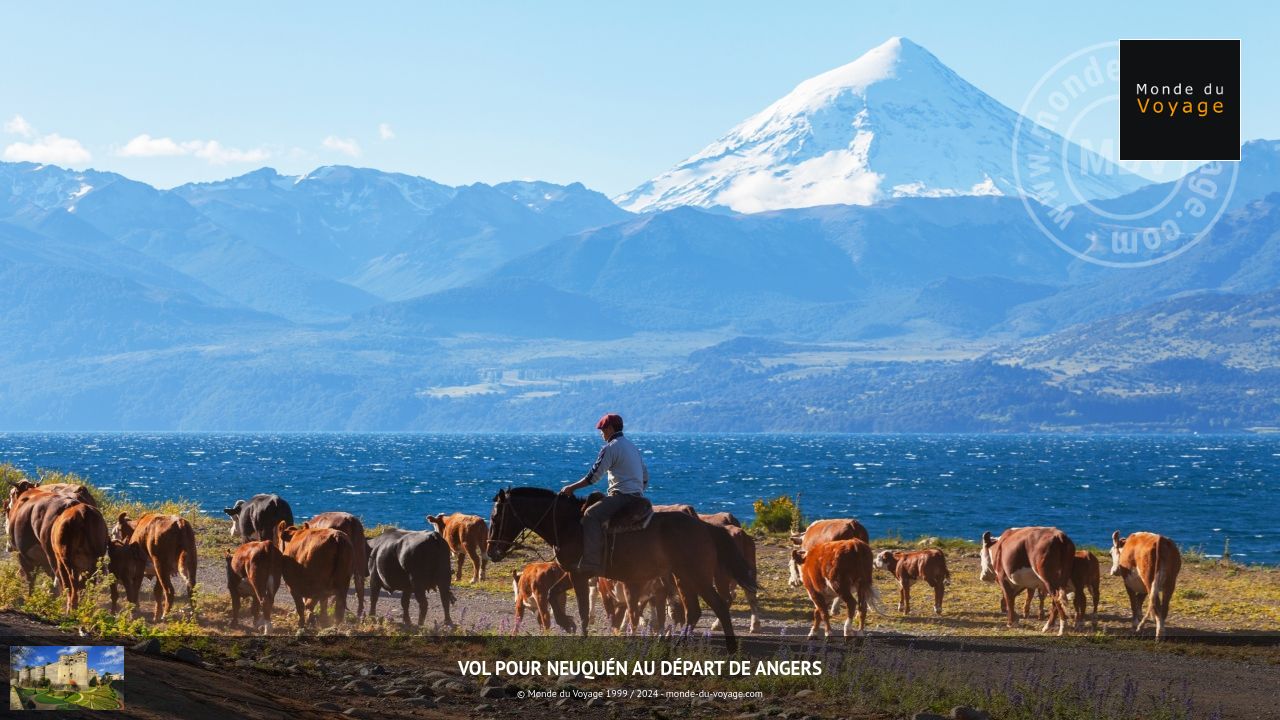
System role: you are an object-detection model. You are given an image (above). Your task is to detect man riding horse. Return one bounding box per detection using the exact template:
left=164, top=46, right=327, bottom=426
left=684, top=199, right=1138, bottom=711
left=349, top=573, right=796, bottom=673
left=558, top=413, right=649, bottom=576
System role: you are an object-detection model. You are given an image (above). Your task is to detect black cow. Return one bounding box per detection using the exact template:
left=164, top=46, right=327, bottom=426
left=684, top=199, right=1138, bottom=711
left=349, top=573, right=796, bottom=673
left=367, top=528, right=454, bottom=626
left=223, top=494, right=293, bottom=542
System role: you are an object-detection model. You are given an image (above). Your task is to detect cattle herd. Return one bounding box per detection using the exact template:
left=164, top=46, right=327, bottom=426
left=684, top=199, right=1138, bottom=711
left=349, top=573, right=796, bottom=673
left=2, top=480, right=1185, bottom=642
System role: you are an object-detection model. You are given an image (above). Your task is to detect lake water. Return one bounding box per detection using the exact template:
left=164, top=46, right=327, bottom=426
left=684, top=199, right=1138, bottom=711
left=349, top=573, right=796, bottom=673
left=1, top=433, right=1276, bottom=563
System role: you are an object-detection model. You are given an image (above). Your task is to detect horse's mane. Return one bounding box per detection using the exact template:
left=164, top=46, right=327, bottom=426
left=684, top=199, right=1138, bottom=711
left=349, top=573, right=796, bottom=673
left=507, top=486, right=557, bottom=499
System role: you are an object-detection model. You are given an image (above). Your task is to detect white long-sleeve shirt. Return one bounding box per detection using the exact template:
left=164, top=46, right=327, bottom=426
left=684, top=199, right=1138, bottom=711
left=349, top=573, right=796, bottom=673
left=581, top=433, right=649, bottom=495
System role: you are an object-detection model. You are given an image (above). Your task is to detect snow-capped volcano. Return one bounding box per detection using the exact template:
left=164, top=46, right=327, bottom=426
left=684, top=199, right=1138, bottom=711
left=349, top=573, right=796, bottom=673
left=616, top=37, right=1147, bottom=213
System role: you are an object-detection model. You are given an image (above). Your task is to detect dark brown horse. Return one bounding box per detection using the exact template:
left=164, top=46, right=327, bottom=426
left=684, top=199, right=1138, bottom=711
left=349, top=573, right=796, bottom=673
left=485, top=487, right=756, bottom=652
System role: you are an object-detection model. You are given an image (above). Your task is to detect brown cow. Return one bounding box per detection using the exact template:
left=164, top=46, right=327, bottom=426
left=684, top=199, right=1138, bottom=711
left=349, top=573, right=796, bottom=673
left=427, top=512, right=487, bottom=583
left=4, top=483, right=94, bottom=555
left=1110, top=530, right=1182, bottom=640
left=6, top=490, right=84, bottom=594
left=698, top=512, right=742, bottom=528
left=512, top=561, right=576, bottom=633
left=873, top=549, right=951, bottom=615
left=708, top=524, right=762, bottom=633
left=107, top=540, right=146, bottom=614
left=652, top=503, right=698, bottom=516
left=49, top=503, right=109, bottom=612
left=276, top=520, right=353, bottom=627
left=226, top=540, right=283, bottom=634
left=792, top=539, right=881, bottom=639
left=789, top=519, right=869, bottom=587
left=6, top=480, right=97, bottom=513
left=308, top=511, right=369, bottom=618
left=979, top=527, right=1075, bottom=635
left=112, top=513, right=198, bottom=621
left=1004, top=551, right=1102, bottom=632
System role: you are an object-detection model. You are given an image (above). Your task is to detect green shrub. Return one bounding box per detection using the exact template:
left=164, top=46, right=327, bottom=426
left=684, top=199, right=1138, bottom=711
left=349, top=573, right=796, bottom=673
left=750, top=494, right=802, bottom=533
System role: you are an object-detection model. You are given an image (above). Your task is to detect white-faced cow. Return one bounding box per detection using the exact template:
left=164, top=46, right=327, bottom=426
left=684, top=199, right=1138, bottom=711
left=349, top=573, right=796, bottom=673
left=1110, top=530, right=1182, bottom=640
left=789, top=518, right=869, bottom=587
left=979, top=526, right=1075, bottom=635
left=791, top=539, right=881, bottom=639
left=873, top=548, right=950, bottom=615
left=224, top=494, right=293, bottom=542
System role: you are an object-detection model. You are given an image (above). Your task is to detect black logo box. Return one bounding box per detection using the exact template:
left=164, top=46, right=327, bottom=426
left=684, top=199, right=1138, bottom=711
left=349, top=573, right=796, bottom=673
left=1120, top=39, right=1240, bottom=161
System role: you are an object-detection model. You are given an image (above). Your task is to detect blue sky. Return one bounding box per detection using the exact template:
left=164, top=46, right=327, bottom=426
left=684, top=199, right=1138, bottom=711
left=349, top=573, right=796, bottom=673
left=11, top=646, right=125, bottom=677
left=2, top=1, right=1275, bottom=192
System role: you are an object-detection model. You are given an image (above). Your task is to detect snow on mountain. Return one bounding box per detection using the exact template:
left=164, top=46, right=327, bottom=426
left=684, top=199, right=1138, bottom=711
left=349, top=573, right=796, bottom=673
left=616, top=37, right=1147, bottom=213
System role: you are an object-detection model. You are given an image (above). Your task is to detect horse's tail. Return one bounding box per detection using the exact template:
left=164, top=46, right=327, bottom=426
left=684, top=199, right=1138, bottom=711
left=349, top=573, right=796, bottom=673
left=710, top=525, right=757, bottom=594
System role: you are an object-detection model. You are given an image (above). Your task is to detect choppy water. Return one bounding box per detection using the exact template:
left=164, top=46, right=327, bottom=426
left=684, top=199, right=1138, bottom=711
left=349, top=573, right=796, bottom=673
left=1, top=433, right=1275, bottom=563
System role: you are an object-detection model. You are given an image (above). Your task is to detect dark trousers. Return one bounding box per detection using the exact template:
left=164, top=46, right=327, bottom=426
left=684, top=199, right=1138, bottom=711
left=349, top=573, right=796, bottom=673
left=581, top=492, right=648, bottom=568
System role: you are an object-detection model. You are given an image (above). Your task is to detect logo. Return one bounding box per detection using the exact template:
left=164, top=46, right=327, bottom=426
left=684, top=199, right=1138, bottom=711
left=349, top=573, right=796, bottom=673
left=1012, top=42, right=1239, bottom=268
left=1120, top=39, right=1240, bottom=161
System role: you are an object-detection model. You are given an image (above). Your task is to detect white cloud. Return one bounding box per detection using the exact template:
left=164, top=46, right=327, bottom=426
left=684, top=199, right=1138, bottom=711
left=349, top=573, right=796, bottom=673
left=119, top=134, right=187, bottom=157
left=322, top=135, right=361, bottom=157
left=4, top=114, right=34, bottom=137
left=378, top=122, right=395, bottom=141
left=117, top=134, right=270, bottom=165
left=3, top=133, right=92, bottom=166
left=191, top=140, right=270, bottom=165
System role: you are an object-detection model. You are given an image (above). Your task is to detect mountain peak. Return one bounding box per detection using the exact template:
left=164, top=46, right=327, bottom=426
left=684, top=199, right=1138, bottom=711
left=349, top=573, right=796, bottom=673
left=616, top=37, right=1146, bottom=214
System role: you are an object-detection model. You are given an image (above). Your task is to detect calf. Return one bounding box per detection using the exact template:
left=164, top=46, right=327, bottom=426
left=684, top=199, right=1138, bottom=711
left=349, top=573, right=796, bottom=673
left=277, top=520, right=353, bottom=628
left=308, top=511, right=369, bottom=618
left=1071, top=550, right=1101, bottom=631
left=427, top=512, right=487, bottom=583
left=979, top=527, right=1075, bottom=635
left=112, top=513, right=198, bottom=621
left=107, top=540, right=146, bottom=613
left=792, top=539, right=880, bottom=639
left=1110, top=530, right=1182, bottom=640
left=591, top=576, right=671, bottom=634
left=367, top=527, right=454, bottom=626
left=512, top=561, right=576, bottom=632
left=226, top=540, right=283, bottom=634
left=789, top=518, right=869, bottom=587
left=224, top=494, right=293, bottom=541
left=49, top=503, right=109, bottom=612
left=873, top=548, right=950, bottom=615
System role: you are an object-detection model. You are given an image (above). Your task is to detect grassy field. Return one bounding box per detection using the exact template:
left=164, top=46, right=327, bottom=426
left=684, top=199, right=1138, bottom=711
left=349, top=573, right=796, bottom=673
left=2, top=464, right=1277, bottom=645
left=15, top=684, right=123, bottom=710
left=3, top=466, right=1279, bottom=720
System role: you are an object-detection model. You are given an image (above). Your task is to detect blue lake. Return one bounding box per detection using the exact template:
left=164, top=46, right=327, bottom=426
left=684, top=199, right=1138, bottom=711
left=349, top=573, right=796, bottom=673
left=1, top=433, right=1275, bottom=563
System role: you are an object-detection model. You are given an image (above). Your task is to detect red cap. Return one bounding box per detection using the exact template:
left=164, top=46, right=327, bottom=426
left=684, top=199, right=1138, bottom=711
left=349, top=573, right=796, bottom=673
left=595, top=413, right=623, bottom=432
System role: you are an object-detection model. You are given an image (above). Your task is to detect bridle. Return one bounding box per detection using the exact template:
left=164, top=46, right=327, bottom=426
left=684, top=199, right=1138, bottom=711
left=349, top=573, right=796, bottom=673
left=489, top=489, right=568, bottom=563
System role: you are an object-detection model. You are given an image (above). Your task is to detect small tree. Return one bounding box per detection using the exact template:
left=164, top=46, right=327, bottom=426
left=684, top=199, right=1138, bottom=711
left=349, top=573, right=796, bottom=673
left=750, top=494, right=803, bottom=533
left=89, top=676, right=97, bottom=687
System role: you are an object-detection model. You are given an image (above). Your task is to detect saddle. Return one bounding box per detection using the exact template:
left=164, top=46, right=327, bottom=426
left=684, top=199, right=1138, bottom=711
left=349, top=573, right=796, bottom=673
left=583, top=492, right=654, bottom=534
